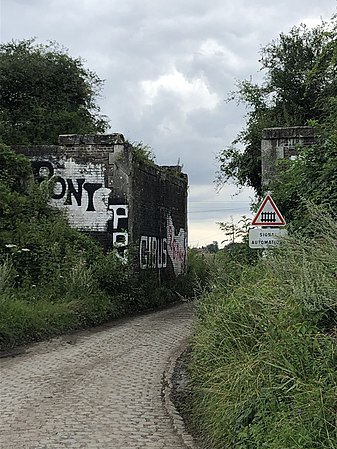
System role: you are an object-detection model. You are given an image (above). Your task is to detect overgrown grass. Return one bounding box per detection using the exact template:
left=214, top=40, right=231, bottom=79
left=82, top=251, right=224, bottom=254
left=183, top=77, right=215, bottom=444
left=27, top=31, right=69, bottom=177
left=0, top=246, right=210, bottom=351
left=0, top=252, right=125, bottom=349
left=189, top=210, right=337, bottom=448
left=174, top=248, right=213, bottom=299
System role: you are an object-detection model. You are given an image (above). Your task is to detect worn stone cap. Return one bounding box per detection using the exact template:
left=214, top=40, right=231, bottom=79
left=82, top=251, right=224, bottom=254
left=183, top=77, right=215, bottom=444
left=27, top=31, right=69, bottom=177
left=58, top=133, right=125, bottom=146
left=161, top=165, right=182, bottom=174
left=262, top=126, right=314, bottom=139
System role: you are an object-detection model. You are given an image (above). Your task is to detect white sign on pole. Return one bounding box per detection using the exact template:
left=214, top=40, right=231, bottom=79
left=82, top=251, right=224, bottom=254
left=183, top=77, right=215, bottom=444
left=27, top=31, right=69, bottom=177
left=249, top=228, right=288, bottom=249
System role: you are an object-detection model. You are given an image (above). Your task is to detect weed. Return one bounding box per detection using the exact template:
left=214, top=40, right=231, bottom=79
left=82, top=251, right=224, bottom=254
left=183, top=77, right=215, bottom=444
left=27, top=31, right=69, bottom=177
left=189, top=210, right=337, bottom=448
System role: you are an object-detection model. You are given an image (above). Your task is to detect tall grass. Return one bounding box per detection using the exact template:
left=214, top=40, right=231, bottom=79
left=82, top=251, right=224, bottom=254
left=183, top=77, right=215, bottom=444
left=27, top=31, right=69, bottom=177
left=189, top=209, right=337, bottom=449
left=0, top=246, right=210, bottom=351
left=0, top=258, right=15, bottom=294
left=0, top=254, right=125, bottom=349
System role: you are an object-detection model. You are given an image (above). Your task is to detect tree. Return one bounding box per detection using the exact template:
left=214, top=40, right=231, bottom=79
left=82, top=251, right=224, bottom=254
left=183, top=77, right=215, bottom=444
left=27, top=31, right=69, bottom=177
left=0, top=39, right=109, bottom=145
left=205, top=241, right=219, bottom=253
left=218, top=216, right=251, bottom=245
left=0, top=143, right=54, bottom=246
left=218, top=18, right=337, bottom=195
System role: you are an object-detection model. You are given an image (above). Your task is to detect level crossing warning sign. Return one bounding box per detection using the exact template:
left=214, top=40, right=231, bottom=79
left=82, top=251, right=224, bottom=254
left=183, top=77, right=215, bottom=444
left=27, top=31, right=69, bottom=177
left=252, top=195, right=286, bottom=227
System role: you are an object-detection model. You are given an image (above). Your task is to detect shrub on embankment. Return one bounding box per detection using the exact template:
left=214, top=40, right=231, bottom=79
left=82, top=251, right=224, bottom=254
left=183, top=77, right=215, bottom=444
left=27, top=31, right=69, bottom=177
left=189, top=210, right=337, bottom=449
left=0, top=144, right=209, bottom=351
left=0, top=244, right=208, bottom=351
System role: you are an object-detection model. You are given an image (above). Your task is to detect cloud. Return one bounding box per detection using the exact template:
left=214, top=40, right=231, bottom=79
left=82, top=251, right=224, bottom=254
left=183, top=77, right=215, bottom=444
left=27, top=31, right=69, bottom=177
left=199, top=39, right=245, bottom=71
left=140, top=69, right=219, bottom=116
left=1, top=0, right=336, bottom=246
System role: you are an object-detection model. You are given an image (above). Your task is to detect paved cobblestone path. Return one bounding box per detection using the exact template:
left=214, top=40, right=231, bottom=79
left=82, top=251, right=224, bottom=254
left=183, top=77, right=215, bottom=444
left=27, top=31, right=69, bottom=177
left=0, top=302, right=194, bottom=449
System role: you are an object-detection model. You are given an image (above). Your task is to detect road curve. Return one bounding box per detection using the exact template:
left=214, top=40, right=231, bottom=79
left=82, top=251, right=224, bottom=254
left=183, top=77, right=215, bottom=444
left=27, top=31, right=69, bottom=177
left=0, top=302, right=194, bottom=449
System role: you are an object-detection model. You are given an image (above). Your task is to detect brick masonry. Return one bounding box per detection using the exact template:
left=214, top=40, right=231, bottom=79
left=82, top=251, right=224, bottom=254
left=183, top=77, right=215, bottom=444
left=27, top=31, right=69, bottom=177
left=13, top=135, right=188, bottom=279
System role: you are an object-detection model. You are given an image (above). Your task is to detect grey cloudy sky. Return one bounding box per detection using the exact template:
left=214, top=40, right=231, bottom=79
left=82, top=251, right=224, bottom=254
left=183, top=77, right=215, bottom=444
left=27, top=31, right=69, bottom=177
left=1, top=0, right=336, bottom=246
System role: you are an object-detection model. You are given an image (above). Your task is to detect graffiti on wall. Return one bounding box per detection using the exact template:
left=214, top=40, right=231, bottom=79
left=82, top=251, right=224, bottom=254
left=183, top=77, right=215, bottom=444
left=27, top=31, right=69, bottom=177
left=32, top=160, right=107, bottom=213
left=139, top=214, right=186, bottom=276
left=31, top=159, right=128, bottom=252
left=139, top=237, right=167, bottom=270
left=108, top=203, right=128, bottom=256
left=32, top=159, right=112, bottom=231
left=166, top=214, right=186, bottom=276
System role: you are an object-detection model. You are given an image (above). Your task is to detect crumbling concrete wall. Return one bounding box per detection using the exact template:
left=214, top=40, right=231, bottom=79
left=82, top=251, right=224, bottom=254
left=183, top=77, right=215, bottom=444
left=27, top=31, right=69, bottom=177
left=14, top=134, right=188, bottom=279
left=261, top=126, right=315, bottom=187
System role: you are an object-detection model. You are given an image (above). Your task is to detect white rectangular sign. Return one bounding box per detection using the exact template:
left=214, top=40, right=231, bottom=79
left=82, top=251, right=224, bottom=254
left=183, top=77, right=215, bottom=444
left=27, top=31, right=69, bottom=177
left=249, top=228, right=288, bottom=249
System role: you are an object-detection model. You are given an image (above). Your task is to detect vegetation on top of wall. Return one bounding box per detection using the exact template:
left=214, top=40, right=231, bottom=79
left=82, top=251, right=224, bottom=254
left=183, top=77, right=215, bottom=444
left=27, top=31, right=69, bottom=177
left=130, top=141, right=186, bottom=180
left=130, top=141, right=156, bottom=166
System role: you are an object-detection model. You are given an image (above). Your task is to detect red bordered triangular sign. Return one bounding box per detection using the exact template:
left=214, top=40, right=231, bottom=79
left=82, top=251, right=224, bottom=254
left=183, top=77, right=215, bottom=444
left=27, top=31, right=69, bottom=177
left=252, top=195, right=286, bottom=226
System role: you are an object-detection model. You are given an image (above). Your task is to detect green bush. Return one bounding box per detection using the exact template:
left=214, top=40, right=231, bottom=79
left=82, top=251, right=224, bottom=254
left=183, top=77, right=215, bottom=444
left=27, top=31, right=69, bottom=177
left=93, top=250, right=131, bottom=297
left=189, top=210, right=337, bottom=449
left=0, top=287, right=125, bottom=349
left=174, top=248, right=212, bottom=299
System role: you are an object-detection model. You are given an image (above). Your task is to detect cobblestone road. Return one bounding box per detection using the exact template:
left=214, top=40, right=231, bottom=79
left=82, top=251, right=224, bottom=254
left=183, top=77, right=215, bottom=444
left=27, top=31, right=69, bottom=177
left=0, top=302, right=195, bottom=449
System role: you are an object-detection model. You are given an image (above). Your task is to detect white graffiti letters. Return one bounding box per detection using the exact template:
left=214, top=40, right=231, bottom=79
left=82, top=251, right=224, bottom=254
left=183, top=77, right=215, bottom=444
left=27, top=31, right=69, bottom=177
left=139, top=214, right=186, bottom=276
left=139, top=237, right=167, bottom=270
left=108, top=204, right=129, bottom=251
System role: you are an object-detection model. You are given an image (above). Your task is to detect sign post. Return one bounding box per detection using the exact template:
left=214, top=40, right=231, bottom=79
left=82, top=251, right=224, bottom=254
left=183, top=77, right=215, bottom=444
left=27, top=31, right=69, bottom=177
left=249, top=195, right=287, bottom=249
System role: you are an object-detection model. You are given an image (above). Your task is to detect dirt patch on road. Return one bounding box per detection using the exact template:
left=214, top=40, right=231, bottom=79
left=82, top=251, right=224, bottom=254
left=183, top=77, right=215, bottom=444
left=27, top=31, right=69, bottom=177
left=170, top=347, right=206, bottom=448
